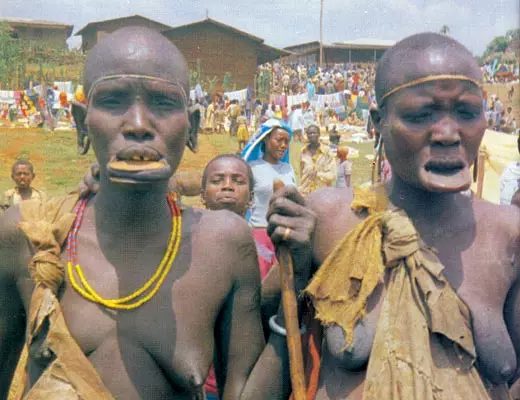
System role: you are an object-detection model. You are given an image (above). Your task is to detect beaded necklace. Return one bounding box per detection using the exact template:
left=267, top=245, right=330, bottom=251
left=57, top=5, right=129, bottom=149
left=66, top=194, right=182, bottom=310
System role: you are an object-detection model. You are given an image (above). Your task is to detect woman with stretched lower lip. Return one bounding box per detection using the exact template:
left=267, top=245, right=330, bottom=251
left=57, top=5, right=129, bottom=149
left=241, top=118, right=296, bottom=281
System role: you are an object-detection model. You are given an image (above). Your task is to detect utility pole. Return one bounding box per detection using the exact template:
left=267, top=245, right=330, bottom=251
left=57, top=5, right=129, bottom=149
left=319, top=0, right=324, bottom=67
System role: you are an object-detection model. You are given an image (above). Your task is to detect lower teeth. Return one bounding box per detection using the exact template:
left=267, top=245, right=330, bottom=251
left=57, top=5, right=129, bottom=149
left=109, top=160, right=164, bottom=171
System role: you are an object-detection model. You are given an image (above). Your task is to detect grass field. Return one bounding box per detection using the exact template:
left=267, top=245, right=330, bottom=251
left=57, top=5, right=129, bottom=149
left=1, top=83, right=516, bottom=200
left=0, top=128, right=375, bottom=202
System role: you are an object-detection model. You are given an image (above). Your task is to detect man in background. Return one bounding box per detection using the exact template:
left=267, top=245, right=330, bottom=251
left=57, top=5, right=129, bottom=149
left=1, top=159, right=45, bottom=213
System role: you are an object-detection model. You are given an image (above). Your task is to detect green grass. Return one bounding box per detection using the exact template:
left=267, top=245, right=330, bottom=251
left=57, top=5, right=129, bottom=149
left=0, top=128, right=375, bottom=200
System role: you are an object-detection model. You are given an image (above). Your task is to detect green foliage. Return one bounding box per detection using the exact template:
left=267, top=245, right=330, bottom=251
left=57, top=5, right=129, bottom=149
left=222, top=72, right=233, bottom=91
left=0, top=22, right=84, bottom=89
left=506, top=29, right=520, bottom=41
left=482, top=35, right=513, bottom=60
left=255, top=69, right=272, bottom=100
left=189, top=59, right=202, bottom=88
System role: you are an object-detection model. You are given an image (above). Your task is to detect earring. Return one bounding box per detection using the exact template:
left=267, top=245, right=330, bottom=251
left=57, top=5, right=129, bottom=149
left=372, top=135, right=384, bottom=185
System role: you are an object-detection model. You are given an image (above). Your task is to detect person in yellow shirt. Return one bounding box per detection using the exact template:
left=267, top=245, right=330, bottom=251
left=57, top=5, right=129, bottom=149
left=1, top=159, right=45, bottom=213
left=205, top=100, right=216, bottom=133
left=236, top=111, right=250, bottom=151
left=299, top=124, right=337, bottom=197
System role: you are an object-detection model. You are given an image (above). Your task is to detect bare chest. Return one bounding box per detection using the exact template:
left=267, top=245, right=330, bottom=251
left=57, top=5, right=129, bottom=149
left=314, top=212, right=517, bottom=384
left=22, top=227, right=232, bottom=398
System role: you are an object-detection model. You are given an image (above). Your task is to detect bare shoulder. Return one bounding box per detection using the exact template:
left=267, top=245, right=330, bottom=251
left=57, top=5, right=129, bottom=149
left=473, top=198, right=520, bottom=239
left=190, top=207, right=253, bottom=244
left=185, top=207, right=258, bottom=276
left=0, top=205, right=30, bottom=278
left=305, top=187, right=362, bottom=264
left=306, top=187, right=360, bottom=231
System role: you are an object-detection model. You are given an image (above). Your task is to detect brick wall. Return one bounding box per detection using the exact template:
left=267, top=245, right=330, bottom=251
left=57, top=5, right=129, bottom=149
left=164, top=23, right=259, bottom=91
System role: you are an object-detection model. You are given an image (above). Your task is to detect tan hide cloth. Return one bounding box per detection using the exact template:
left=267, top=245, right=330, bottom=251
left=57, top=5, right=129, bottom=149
left=304, top=185, right=511, bottom=400
left=9, top=194, right=115, bottom=400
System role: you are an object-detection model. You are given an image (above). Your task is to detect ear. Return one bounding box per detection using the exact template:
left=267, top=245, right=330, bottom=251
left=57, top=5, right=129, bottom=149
left=370, top=106, right=383, bottom=135
left=71, top=100, right=90, bottom=155
left=187, top=107, right=201, bottom=153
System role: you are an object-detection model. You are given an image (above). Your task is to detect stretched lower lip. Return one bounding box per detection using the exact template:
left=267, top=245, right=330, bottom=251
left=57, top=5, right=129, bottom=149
left=425, top=165, right=465, bottom=176
left=107, top=158, right=172, bottom=184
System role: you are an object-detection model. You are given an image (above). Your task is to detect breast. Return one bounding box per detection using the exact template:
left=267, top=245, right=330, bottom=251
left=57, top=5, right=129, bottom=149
left=457, top=287, right=517, bottom=385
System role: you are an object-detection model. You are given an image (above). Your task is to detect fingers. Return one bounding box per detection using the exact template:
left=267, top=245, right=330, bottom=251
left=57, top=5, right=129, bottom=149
left=80, top=163, right=101, bottom=196
left=270, top=225, right=309, bottom=245
left=267, top=196, right=306, bottom=221
left=268, top=213, right=315, bottom=244
left=91, top=163, right=100, bottom=179
left=270, top=185, right=306, bottom=208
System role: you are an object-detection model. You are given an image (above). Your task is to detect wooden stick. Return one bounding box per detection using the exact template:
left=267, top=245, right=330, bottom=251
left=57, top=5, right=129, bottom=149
left=476, top=147, right=486, bottom=199
left=273, top=180, right=306, bottom=400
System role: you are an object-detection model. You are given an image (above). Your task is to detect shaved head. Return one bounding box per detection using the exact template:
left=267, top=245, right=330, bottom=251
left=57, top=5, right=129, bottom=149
left=84, top=26, right=189, bottom=95
left=375, top=32, right=482, bottom=105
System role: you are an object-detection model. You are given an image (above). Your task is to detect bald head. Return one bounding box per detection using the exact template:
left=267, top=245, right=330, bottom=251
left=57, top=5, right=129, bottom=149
left=375, top=32, right=481, bottom=105
left=84, top=27, right=189, bottom=95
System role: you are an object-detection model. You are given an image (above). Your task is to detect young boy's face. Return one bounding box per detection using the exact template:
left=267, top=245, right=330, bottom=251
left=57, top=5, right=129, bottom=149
left=202, top=158, right=252, bottom=216
left=12, top=165, right=34, bottom=189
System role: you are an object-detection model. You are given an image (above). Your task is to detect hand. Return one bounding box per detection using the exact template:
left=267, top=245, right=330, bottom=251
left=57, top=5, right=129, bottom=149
left=266, top=185, right=317, bottom=284
left=78, top=163, right=100, bottom=197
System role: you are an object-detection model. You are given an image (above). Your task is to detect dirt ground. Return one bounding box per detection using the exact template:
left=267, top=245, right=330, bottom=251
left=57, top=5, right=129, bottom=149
left=483, top=83, right=520, bottom=123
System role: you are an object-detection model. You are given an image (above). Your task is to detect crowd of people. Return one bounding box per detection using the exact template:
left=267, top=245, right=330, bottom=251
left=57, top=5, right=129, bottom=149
left=0, top=83, right=85, bottom=129
left=1, top=26, right=520, bottom=400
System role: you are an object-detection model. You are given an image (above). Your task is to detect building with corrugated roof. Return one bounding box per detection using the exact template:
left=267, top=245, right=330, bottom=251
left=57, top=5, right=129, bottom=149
left=283, top=38, right=396, bottom=65
left=1, top=17, right=73, bottom=49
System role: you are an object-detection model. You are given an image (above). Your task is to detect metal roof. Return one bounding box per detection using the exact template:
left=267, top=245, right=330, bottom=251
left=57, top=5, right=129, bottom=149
left=75, top=15, right=172, bottom=36
left=1, top=17, right=72, bottom=28
left=1, top=17, right=73, bottom=37
left=163, top=18, right=264, bottom=43
left=333, top=38, right=396, bottom=48
left=283, top=41, right=321, bottom=51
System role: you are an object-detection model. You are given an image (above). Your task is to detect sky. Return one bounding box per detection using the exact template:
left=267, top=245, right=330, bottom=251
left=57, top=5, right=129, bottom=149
left=1, top=0, right=518, bottom=55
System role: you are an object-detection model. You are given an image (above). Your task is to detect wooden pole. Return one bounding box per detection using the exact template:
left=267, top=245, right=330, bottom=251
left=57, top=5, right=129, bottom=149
left=273, top=179, right=306, bottom=400
left=319, top=0, right=324, bottom=67
left=476, top=147, right=486, bottom=199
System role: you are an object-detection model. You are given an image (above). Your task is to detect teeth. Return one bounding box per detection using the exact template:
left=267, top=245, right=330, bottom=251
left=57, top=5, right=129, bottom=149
left=143, top=156, right=150, bottom=161
left=132, top=155, right=140, bottom=161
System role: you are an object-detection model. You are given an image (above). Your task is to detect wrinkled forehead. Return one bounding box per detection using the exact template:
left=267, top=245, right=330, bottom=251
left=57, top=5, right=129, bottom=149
left=86, top=75, right=188, bottom=105
left=207, top=158, right=249, bottom=178
left=84, top=41, right=189, bottom=95
left=379, top=46, right=482, bottom=105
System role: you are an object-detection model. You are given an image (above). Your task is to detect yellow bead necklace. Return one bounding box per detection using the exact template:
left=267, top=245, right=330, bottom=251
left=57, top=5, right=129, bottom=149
left=66, top=194, right=182, bottom=310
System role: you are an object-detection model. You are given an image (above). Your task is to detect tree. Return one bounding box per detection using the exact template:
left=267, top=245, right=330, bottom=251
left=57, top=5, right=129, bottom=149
left=440, top=25, right=450, bottom=35
left=0, top=22, right=22, bottom=88
left=222, top=72, right=233, bottom=92
left=506, top=28, right=520, bottom=41
left=482, top=35, right=510, bottom=59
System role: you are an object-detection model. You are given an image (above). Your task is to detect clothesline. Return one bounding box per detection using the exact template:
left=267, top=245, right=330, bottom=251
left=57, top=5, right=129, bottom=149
left=225, top=88, right=248, bottom=102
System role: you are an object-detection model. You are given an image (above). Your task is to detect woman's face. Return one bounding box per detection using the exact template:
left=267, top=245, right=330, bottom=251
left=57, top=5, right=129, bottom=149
left=379, top=80, right=485, bottom=193
left=264, top=128, right=290, bottom=162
